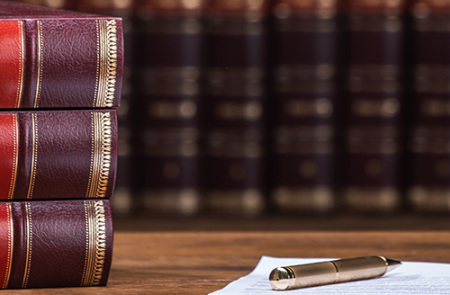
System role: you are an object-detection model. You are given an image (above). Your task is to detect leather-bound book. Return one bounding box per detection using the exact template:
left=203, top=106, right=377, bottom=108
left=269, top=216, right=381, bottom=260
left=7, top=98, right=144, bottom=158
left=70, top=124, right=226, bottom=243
left=270, top=0, right=340, bottom=214
left=0, top=109, right=117, bottom=200
left=204, top=0, right=269, bottom=217
left=73, top=0, right=137, bottom=216
left=0, top=199, right=113, bottom=288
left=0, top=1, right=123, bottom=109
left=342, top=0, right=406, bottom=213
left=408, top=0, right=450, bottom=212
left=132, top=0, right=205, bottom=216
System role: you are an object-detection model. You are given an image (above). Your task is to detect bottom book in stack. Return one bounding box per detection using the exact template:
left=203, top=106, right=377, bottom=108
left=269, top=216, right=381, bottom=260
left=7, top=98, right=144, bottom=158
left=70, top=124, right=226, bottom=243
left=0, top=199, right=112, bottom=289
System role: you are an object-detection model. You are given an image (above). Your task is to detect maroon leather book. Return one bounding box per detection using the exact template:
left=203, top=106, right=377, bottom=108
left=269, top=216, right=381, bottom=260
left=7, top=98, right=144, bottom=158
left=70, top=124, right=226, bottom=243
left=0, top=1, right=123, bottom=109
left=342, top=0, right=406, bottom=213
left=408, top=0, right=450, bottom=212
left=0, top=109, right=117, bottom=201
left=71, top=0, right=136, bottom=216
left=131, top=0, right=205, bottom=216
left=203, top=0, right=269, bottom=217
left=0, top=199, right=113, bottom=288
left=270, top=0, right=340, bottom=214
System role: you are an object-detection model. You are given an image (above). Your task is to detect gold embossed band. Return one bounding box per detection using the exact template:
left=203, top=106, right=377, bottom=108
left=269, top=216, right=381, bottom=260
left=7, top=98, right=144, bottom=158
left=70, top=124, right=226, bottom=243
left=22, top=202, right=32, bottom=288
left=95, top=20, right=117, bottom=108
left=81, top=200, right=107, bottom=286
left=86, top=112, right=112, bottom=199
left=27, top=114, right=38, bottom=200
left=34, top=21, right=43, bottom=108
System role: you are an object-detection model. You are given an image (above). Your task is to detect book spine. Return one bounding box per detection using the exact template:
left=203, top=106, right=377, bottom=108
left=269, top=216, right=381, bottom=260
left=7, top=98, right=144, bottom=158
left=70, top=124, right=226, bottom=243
left=408, top=0, right=450, bottom=212
left=342, top=0, right=406, bottom=212
left=0, top=199, right=113, bottom=288
left=0, top=109, right=118, bottom=200
left=0, top=17, right=123, bottom=109
left=204, top=0, right=269, bottom=217
left=73, top=0, right=137, bottom=215
left=270, top=0, right=339, bottom=214
left=133, top=0, right=205, bottom=216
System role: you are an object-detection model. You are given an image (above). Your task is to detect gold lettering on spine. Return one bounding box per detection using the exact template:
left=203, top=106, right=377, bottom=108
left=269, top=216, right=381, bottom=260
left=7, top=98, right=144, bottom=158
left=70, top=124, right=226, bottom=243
left=8, top=115, right=18, bottom=200
left=34, top=21, right=43, bottom=108
left=2, top=204, right=13, bottom=288
left=81, top=200, right=107, bottom=286
left=22, top=203, right=32, bottom=288
left=86, top=112, right=112, bottom=199
left=16, top=21, right=24, bottom=108
left=95, top=20, right=118, bottom=107
left=27, top=114, right=38, bottom=200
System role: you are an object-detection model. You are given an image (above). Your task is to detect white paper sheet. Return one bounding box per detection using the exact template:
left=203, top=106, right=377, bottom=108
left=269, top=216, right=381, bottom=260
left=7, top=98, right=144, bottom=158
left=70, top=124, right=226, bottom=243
left=209, top=256, right=450, bottom=295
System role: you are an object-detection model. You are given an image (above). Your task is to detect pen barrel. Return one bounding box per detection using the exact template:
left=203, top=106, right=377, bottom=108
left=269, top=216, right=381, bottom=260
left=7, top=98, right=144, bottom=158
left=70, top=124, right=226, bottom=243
left=333, top=256, right=388, bottom=283
left=270, top=256, right=388, bottom=290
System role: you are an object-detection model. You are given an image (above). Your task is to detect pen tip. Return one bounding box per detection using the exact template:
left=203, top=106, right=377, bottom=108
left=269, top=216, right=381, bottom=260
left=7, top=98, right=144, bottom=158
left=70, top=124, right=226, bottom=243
left=386, top=258, right=402, bottom=273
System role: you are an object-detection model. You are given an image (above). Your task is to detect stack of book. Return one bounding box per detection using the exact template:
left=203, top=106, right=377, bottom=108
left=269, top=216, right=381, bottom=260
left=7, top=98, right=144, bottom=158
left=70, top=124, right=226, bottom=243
left=0, top=1, right=122, bottom=288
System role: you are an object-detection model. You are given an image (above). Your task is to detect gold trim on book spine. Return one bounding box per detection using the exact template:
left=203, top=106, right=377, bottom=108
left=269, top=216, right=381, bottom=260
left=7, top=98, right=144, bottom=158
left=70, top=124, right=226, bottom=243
left=86, top=112, right=112, bottom=199
left=26, top=114, right=38, bottom=200
left=81, top=200, right=107, bottom=287
left=21, top=203, right=32, bottom=288
left=8, top=114, right=18, bottom=200
left=95, top=20, right=117, bottom=108
left=16, top=21, right=24, bottom=108
left=2, top=204, right=13, bottom=288
left=34, top=21, right=43, bottom=108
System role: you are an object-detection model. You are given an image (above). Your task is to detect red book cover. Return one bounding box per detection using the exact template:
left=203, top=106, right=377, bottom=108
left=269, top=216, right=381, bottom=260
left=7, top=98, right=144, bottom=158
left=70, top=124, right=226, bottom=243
left=0, top=1, right=124, bottom=109
left=0, top=109, right=118, bottom=200
left=0, top=199, right=113, bottom=288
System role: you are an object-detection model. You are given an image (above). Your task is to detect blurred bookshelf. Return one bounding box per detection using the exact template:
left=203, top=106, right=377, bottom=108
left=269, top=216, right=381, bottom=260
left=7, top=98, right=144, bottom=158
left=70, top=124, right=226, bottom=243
left=13, top=0, right=450, bottom=230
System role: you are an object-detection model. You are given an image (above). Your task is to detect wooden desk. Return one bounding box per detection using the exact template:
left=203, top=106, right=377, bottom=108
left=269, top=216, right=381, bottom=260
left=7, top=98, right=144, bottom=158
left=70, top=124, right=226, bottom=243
left=6, top=231, right=450, bottom=294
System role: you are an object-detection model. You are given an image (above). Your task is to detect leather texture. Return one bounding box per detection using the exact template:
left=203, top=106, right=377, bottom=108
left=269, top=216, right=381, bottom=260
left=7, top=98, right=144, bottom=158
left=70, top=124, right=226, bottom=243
left=0, top=114, right=18, bottom=200
left=0, top=203, right=12, bottom=288
left=0, top=1, right=124, bottom=109
left=7, top=199, right=113, bottom=289
left=1, top=109, right=118, bottom=200
left=0, top=21, right=23, bottom=108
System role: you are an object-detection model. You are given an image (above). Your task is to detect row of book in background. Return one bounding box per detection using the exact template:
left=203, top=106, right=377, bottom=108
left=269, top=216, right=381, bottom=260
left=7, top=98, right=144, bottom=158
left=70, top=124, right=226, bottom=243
left=16, top=0, right=450, bottom=217
left=0, top=1, right=123, bottom=288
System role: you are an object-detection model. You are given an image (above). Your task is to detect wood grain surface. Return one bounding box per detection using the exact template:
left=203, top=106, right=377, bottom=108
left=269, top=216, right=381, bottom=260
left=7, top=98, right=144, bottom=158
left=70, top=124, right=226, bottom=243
left=3, top=231, right=450, bottom=294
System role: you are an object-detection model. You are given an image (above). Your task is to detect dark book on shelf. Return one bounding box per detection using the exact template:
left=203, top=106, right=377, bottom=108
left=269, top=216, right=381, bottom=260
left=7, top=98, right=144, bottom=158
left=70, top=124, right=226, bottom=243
left=408, top=0, right=450, bottom=212
left=270, top=0, right=340, bottom=214
left=342, top=0, right=406, bottom=213
left=132, top=0, right=205, bottom=216
left=203, top=0, right=270, bottom=217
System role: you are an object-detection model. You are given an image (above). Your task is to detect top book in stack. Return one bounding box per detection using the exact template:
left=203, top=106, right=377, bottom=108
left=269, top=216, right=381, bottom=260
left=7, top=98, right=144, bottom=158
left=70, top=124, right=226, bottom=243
left=0, top=1, right=123, bottom=109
